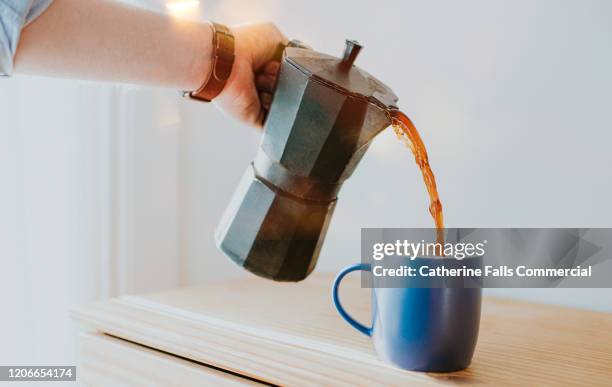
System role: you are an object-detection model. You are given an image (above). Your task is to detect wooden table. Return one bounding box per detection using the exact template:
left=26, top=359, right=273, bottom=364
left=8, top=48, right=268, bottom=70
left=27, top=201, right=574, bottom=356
left=72, top=274, right=612, bottom=386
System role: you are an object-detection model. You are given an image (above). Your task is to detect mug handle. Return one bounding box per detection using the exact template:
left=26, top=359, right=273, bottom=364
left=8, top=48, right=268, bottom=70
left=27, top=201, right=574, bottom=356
left=332, top=263, right=372, bottom=337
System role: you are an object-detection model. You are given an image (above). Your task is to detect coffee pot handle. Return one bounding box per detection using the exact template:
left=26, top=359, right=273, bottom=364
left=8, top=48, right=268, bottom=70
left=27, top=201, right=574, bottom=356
left=262, top=40, right=312, bottom=125
left=273, top=40, right=312, bottom=60
left=332, top=263, right=373, bottom=337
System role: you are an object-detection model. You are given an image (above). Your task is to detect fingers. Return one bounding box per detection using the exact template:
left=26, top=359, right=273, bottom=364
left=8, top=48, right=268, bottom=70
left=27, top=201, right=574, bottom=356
left=256, top=61, right=280, bottom=111
left=259, top=92, right=273, bottom=111
left=256, top=61, right=280, bottom=89
left=262, top=61, right=280, bottom=75
left=256, top=72, right=277, bottom=93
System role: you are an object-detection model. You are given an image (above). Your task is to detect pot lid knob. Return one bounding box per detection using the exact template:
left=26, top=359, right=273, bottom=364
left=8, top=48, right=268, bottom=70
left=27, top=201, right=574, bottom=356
left=339, top=39, right=362, bottom=71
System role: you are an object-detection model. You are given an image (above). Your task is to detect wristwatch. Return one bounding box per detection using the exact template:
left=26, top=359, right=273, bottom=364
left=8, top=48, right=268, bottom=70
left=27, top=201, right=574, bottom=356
left=185, top=22, right=235, bottom=102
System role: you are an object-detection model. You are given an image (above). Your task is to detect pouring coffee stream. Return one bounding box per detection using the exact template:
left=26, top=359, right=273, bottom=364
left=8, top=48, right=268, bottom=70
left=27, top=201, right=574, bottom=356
left=215, top=39, right=444, bottom=281
left=389, top=109, right=445, bottom=245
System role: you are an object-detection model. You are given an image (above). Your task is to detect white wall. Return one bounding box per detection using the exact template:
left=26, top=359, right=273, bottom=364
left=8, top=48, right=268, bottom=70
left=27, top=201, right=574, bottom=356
left=2, top=1, right=612, bottom=368
left=0, top=77, right=181, bottom=364
left=177, top=0, right=612, bottom=310
left=0, top=77, right=115, bottom=365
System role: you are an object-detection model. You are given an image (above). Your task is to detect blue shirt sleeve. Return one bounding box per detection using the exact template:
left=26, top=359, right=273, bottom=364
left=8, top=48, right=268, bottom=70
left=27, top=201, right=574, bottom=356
left=1, top=0, right=54, bottom=76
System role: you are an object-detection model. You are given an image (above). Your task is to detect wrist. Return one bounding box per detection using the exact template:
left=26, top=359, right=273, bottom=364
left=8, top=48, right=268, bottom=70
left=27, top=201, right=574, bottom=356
left=185, top=21, right=215, bottom=91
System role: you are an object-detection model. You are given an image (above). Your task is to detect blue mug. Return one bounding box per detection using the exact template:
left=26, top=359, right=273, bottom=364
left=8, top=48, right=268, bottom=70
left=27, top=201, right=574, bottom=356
left=332, top=260, right=482, bottom=372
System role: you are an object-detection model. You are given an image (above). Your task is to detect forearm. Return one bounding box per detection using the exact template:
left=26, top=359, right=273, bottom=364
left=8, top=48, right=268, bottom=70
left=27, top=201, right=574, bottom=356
left=14, top=0, right=212, bottom=90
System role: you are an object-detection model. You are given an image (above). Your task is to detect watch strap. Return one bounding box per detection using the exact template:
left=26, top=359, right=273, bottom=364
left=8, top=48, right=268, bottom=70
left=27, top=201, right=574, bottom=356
left=187, top=22, right=235, bottom=102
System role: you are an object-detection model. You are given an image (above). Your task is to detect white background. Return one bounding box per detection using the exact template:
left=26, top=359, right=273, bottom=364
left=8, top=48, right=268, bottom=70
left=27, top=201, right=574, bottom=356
left=1, top=0, right=611, bottom=366
left=178, top=0, right=612, bottom=299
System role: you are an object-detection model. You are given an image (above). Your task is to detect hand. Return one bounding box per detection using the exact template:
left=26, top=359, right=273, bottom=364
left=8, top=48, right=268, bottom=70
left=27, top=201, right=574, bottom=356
left=214, top=23, right=288, bottom=128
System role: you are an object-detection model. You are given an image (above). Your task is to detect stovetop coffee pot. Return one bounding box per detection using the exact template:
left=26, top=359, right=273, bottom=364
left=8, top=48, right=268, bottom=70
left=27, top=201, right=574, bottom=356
left=215, top=39, right=399, bottom=281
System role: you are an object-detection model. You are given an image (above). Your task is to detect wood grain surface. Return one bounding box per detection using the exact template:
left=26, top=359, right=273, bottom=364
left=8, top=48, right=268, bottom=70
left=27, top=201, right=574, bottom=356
left=73, top=274, right=612, bottom=386
left=79, top=332, right=261, bottom=386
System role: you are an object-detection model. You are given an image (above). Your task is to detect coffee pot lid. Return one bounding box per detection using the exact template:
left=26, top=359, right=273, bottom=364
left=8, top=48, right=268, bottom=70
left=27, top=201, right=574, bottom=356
left=285, top=40, right=398, bottom=108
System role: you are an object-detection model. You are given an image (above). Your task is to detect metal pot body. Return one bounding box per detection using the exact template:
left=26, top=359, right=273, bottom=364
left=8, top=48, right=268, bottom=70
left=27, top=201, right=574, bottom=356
left=215, top=43, right=394, bottom=281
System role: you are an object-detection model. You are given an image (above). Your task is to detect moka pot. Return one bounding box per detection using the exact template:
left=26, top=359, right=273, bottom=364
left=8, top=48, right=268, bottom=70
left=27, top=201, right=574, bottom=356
left=215, top=40, right=399, bottom=281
